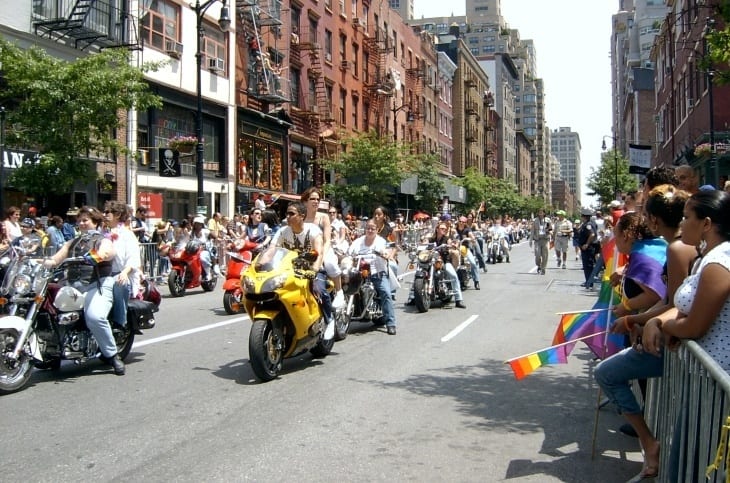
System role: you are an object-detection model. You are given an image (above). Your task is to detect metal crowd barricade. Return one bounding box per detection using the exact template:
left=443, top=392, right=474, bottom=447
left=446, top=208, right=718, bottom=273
left=139, top=242, right=162, bottom=281
left=644, top=340, right=730, bottom=482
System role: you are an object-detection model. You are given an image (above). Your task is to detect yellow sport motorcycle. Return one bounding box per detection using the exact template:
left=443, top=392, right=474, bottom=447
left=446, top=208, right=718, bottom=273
left=241, top=247, right=335, bottom=381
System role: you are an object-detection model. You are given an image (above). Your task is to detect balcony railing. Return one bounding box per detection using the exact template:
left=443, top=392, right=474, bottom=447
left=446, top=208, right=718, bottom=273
left=33, top=0, right=127, bottom=50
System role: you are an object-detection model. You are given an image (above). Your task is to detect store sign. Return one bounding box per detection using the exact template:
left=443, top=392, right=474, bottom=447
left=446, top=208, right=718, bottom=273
left=2, top=148, right=41, bottom=169
left=138, top=192, right=163, bottom=218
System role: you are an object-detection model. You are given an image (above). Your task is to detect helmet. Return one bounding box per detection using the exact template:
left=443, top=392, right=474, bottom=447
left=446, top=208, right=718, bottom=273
left=141, top=279, right=162, bottom=307
left=341, top=267, right=363, bottom=296
left=185, top=240, right=202, bottom=255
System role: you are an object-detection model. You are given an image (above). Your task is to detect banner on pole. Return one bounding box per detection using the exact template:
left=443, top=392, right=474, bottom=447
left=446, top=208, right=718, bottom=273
left=628, top=144, right=652, bottom=175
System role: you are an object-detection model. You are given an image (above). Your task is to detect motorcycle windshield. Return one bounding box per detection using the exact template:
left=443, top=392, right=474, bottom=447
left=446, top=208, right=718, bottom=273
left=254, top=247, right=290, bottom=273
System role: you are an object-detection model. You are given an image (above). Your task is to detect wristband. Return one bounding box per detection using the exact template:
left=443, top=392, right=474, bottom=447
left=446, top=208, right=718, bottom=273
left=622, top=299, right=633, bottom=311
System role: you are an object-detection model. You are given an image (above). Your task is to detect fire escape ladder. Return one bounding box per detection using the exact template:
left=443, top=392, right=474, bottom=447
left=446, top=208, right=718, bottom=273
left=406, top=61, right=425, bottom=143
left=364, top=27, right=391, bottom=134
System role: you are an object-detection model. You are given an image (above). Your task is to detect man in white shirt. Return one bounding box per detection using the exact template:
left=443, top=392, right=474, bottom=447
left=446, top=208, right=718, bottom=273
left=347, top=219, right=397, bottom=335
left=267, top=201, right=334, bottom=339
left=254, top=192, right=267, bottom=211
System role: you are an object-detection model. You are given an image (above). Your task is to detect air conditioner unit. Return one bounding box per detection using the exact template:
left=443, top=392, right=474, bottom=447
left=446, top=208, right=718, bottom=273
left=340, top=60, right=350, bottom=70
left=352, top=17, right=366, bottom=29
left=324, top=52, right=332, bottom=63
left=208, top=57, right=225, bottom=73
left=165, top=39, right=183, bottom=59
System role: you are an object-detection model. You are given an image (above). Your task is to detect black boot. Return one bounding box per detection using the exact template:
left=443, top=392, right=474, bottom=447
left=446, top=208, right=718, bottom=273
left=100, top=353, right=125, bottom=376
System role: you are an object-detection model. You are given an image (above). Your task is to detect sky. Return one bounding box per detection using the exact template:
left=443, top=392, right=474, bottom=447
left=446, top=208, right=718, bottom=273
left=414, top=0, right=618, bottom=207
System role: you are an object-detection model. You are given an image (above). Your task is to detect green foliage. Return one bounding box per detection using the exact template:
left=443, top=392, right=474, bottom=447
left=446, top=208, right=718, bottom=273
left=585, top=149, right=639, bottom=206
left=0, top=38, right=163, bottom=196
left=452, top=167, right=538, bottom=218
left=322, top=130, right=416, bottom=214
left=704, top=2, right=730, bottom=84
left=413, top=153, right=445, bottom=214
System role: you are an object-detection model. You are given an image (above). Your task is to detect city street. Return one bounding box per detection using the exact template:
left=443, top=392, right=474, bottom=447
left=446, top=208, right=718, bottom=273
left=0, top=242, right=644, bottom=482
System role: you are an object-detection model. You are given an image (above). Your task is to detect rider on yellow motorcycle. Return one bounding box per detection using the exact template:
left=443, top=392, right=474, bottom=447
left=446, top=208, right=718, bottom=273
left=260, top=201, right=335, bottom=339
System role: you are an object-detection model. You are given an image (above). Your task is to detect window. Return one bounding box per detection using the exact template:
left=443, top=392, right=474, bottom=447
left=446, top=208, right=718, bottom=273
left=339, top=89, right=347, bottom=125
left=324, top=0, right=332, bottom=11
left=352, top=95, right=358, bottom=127
left=290, top=68, right=301, bottom=107
left=203, top=21, right=227, bottom=72
left=352, top=43, right=359, bottom=77
left=363, top=101, right=370, bottom=130
left=325, top=30, right=333, bottom=61
left=363, top=50, right=370, bottom=82
left=291, top=8, right=301, bottom=34
left=339, top=33, right=347, bottom=62
left=140, top=0, right=179, bottom=51
left=326, top=84, right=333, bottom=116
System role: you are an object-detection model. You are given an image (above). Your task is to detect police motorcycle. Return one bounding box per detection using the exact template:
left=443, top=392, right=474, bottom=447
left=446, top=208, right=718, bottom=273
left=408, top=243, right=457, bottom=313
left=242, top=248, right=335, bottom=382
left=338, top=247, right=392, bottom=332
left=0, top=246, right=160, bottom=394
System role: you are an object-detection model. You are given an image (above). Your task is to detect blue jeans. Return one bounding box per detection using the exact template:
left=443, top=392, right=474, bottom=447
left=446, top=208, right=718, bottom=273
left=444, top=263, right=463, bottom=302
left=313, top=270, right=332, bottom=322
left=83, top=276, right=118, bottom=358
left=587, top=253, right=604, bottom=288
left=111, top=281, right=130, bottom=327
left=594, top=346, right=664, bottom=415
left=466, top=250, right=480, bottom=283
left=372, top=273, right=396, bottom=328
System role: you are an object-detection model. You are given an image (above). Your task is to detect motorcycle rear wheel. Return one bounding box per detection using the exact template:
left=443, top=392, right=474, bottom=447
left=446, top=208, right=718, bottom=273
left=0, top=329, right=33, bottom=394
left=168, top=271, right=186, bottom=297
left=223, top=290, right=242, bottom=315
left=201, top=277, right=217, bottom=292
left=249, top=320, right=284, bottom=382
left=413, top=278, right=430, bottom=313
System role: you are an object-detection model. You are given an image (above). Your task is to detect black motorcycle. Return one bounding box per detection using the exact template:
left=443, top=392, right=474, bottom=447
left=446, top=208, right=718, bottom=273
left=0, top=253, right=160, bottom=394
left=409, top=244, right=457, bottom=313
left=339, top=249, right=391, bottom=334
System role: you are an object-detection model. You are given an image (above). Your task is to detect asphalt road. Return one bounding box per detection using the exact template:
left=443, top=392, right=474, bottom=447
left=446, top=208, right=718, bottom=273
left=0, top=241, right=645, bottom=482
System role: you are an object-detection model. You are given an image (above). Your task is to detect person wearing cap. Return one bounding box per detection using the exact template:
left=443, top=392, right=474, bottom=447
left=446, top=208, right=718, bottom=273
left=529, top=208, right=552, bottom=275
left=576, top=209, right=598, bottom=287
left=62, top=207, right=79, bottom=241
left=553, top=211, right=572, bottom=269
left=190, top=215, right=216, bottom=280
left=12, top=218, right=42, bottom=255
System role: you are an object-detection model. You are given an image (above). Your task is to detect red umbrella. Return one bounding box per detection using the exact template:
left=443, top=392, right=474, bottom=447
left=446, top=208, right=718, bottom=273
left=413, top=212, right=430, bottom=221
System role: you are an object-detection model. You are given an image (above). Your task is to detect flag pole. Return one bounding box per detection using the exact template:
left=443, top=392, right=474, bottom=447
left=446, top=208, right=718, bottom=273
left=503, top=330, right=609, bottom=364
left=591, top=240, right=622, bottom=460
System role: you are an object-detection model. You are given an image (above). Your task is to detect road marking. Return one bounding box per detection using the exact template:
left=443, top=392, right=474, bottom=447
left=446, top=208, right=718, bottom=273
left=132, top=316, right=249, bottom=348
left=441, top=315, right=478, bottom=342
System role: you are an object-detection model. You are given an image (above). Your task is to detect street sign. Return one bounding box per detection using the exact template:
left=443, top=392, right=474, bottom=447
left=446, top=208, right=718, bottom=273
left=196, top=205, right=208, bottom=215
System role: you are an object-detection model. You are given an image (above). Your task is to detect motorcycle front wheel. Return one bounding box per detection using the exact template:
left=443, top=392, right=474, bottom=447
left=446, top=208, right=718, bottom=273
left=0, top=329, right=33, bottom=394
left=334, top=308, right=350, bottom=341
left=201, top=277, right=217, bottom=292
left=249, top=320, right=284, bottom=382
left=413, top=278, right=430, bottom=313
left=168, top=270, right=186, bottom=297
left=223, top=290, right=242, bottom=315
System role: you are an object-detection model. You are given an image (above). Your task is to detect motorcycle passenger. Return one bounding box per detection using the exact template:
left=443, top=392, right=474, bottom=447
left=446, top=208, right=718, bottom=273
left=428, top=222, right=466, bottom=308
left=190, top=216, right=215, bottom=281
left=454, top=217, right=481, bottom=289
left=348, top=220, right=397, bottom=335
left=301, top=188, right=345, bottom=309
left=466, top=212, right=487, bottom=272
left=246, top=208, right=270, bottom=246
left=372, top=206, right=400, bottom=296
left=267, top=201, right=335, bottom=339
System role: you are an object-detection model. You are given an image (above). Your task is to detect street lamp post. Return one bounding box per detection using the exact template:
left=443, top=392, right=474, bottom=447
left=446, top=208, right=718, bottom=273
left=193, top=0, right=230, bottom=215
left=601, top=135, right=619, bottom=200
left=391, top=101, right=414, bottom=142
left=0, top=106, right=5, bottom=215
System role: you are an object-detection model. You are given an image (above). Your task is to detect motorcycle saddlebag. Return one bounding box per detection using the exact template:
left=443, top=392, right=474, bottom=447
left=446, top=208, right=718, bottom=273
left=126, top=299, right=158, bottom=331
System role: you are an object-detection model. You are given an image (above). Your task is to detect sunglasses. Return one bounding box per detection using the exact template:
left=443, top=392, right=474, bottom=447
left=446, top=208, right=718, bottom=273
left=329, top=211, right=336, bottom=214
left=309, top=197, right=320, bottom=201
left=253, top=211, right=262, bottom=215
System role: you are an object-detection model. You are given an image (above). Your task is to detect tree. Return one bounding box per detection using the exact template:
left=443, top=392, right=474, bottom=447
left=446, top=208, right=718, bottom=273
left=413, top=152, right=445, bottom=214
left=0, top=39, right=163, bottom=196
left=585, top=149, right=639, bottom=206
left=706, top=2, right=730, bottom=84
left=322, top=129, right=416, bottom=214
left=453, top=167, right=489, bottom=212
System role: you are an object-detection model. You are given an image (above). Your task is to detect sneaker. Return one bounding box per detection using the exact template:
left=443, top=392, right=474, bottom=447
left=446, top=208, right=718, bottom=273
left=386, top=326, right=397, bottom=335
left=455, top=300, right=466, bottom=309
left=562, top=263, right=567, bottom=269
left=323, top=318, right=335, bottom=340
left=405, top=298, right=415, bottom=306
left=332, top=290, right=345, bottom=309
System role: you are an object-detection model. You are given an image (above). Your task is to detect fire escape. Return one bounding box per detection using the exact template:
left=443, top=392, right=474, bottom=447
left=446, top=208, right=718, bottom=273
left=236, top=0, right=289, bottom=112
left=405, top=60, right=426, bottom=150
left=33, top=0, right=139, bottom=50
left=289, top=27, right=334, bottom=140
left=364, top=26, right=394, bottom=136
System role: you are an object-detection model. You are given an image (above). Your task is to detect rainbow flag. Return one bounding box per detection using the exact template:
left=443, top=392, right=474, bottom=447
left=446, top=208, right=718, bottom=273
left=552, top=302, right=623, bottom=359
left=507, top=345, right=570, bottom=380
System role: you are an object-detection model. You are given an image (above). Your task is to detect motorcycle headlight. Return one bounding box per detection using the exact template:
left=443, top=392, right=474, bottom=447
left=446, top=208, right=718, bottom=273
left=417, top=251, right=431, bottom=263
left=242, top=275, right=256, bottom=294
left=261, top=274, right=287, bottom=293
left=12, top=274, right=32, bottom=296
